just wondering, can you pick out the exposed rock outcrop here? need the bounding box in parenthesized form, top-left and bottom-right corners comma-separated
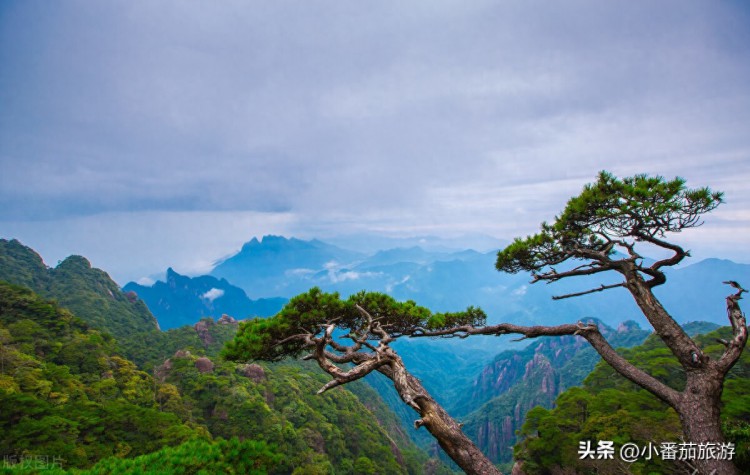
(174, 350, 192, 359)
(154, 358, 174, 382)
(511, 461, 526, 475)
(195, 356, 214, 373)
(194, 319, 215, 347)
(237, 363, 266, 383)
(217, 314, 237, 325)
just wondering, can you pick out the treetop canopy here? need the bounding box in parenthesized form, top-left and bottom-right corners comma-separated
(222, 287, 486, 362)
(496, 171, 723, 275)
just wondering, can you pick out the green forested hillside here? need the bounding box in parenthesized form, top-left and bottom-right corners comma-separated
(0, 282, 208, 467)
(513, 328, 750, 474)
(0, 282, 445, 473)
(0, 239, 159, 339)
(0, 239, 453, 473)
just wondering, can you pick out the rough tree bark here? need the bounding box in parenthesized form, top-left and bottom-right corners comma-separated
(378, 354, 501, 475)
(304, 308, 503, 475)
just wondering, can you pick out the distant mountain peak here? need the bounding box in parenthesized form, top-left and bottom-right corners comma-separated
(617, 320, 642, 332)
(0, 238, 159, 337)
(124, 269, 287, 329)
(211, 236, 365, 297)
(58, 255, 92, 269)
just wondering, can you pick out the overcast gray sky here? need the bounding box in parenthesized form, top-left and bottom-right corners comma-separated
(1, 1, 749, 283)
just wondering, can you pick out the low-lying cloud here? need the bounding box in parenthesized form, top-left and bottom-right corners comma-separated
(2, 2, 748, 279)
(201, 288, 225, 303)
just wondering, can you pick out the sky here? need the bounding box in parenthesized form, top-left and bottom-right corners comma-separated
(1, 1, 749, 284)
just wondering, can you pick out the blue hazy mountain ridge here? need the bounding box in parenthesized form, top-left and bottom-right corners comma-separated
(205, 236, 750, 333)
(123, 235, 749, 369)
(211, 235, 366, 297)
(358, 246, 471, 267)
(323, 233, 507, 255)
(123, 268, 287, 330)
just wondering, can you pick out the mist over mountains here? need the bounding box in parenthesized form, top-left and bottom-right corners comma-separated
(3, 236, 748, 471)
(123, 268, 286, 330)
(130, 235, 750, 334)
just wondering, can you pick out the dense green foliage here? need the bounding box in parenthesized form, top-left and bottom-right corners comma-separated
(224, 287, 486, 362)
(1, 437, 284, 474)
(0, 239, 50, 290)
(155, 350, 419, 474)
(120, 317, 240, 371)
(514, 328, 750, 474)
(0, 278, 443, 474)
(496, 171, 723, 273)
(0, 241, 449, 473)
(0, 239, 158, 340)
(0, 282, 207, 467)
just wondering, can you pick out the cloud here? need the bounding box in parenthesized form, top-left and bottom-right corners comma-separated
(512, 285, 528, 297)
(386, 275, 411, 293)
(136, 276, 155, 286)
(201, 288, 225, 302)
(1, 1, 749, 276)
(0, 210, 295, 284)
(329, 271, 364, 284)
(286, 268, 316, 277)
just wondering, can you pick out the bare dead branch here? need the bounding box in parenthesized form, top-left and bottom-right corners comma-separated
(613, 239, 641, 260)
(328, 338, 360, 354)
(408, 321, 588, 339)
(717, 284, 748, 374)
(273, 332, 314, 348)
(322, 350, 358, 364)
(582, 329, 681, 407)
(552, 282, 626, 300)
(355, 303, 374, 325)
(533, 263, 613, 284)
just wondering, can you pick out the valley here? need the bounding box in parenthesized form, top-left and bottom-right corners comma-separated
(1, 236, 748, 473)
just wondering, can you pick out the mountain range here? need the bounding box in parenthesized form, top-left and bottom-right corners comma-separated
(0, 238, 158, 339)
(123, 268, 286, 330)
(133, 235, 750, 335)
(459, 319, 651, 464)
(3, 235, 748, 472)
(120, 234, 750, 466)
(0, 238, 447, 473)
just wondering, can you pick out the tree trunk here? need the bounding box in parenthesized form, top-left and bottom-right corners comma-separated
(624, 272, 703, 369)
(623, 276, 741, 474)
(378, 355, 502, 475)
(677, 371, 739, 475)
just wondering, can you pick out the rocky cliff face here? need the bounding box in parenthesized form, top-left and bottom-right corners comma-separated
(462, 335, 590, 414)
(465, 348, 568, 463)
(461, 320, 650, 464)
